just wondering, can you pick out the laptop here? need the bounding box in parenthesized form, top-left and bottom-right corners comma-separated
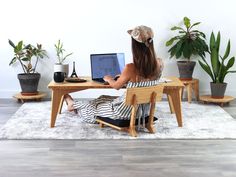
(90, 53, 125, 83)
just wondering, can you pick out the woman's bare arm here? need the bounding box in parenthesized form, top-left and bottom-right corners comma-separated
(103, 64, 133, 90)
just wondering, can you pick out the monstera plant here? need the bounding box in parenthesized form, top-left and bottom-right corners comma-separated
(198, 31, 236, 98)
(166, 17, 208, 80)
(9, 40, 48, 95)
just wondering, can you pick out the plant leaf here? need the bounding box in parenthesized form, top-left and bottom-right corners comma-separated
(21, 57, 30, 61)
(184, 17, 191, 28)
(210, 32, 216, 51)
(211, 48, 220, 78)
(222, 40, 230, 60)
(198, 60, 215, 82)
(216, 31, 221, 52)
(8, 39, 16, 48)
(225, 57, 235, 70)
(166, 36, 178, 46)
(9, 57, 17, 65)
(190, 22, 201, 29)
(63, 53, 73, 60)
(182, 41, 191, 59)
(171, 26, 185, 31)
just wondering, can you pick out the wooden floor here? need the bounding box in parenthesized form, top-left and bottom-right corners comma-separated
(0, 99, 236, 177)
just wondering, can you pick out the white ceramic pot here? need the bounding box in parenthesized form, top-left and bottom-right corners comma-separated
(54, 63, 69, 77)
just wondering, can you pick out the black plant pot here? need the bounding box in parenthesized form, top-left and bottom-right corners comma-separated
(210, 82, 227, 99)
(17, 73, 40, 96)
(54, 72, 65, 83)
(177, 61, 196, 80)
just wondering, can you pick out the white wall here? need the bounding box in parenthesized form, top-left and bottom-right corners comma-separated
(1, 0, 236, 98)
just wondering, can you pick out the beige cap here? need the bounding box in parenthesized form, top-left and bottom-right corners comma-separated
(127, 25, 154, 46)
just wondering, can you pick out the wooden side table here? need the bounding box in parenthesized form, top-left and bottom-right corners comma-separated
(13, 92, 47, 103)
(180, 78, 199, 103)
(199, 95, 235, 107)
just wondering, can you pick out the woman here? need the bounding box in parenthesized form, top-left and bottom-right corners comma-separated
(65, 25, 163, 123)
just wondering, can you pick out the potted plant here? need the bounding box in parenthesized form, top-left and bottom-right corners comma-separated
(9, 40, 48, 95)
(166, 17, 208, 80)
(199, 31, 236, 98)
(54, 40, 73, 77)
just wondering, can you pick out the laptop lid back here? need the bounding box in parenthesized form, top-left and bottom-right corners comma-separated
(90, 53, 125, 80)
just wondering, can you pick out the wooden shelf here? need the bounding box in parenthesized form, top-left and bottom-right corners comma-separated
(13, 92, 47, 103)
(199, 95, 235, 107)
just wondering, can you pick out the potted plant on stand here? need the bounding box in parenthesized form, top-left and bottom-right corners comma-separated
(9, 40, 48, 95)
(166, 17, 208, 80)
(54, 40, 73, 77)
(199, 31, 236, 98)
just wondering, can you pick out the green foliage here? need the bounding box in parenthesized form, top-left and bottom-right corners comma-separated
(198, 32, 236, 83)
(9, 40, 48, 73)
(54, 40, 73, 64)
(166, 17, 208, 61)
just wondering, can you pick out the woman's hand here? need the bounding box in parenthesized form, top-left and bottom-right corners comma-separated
(103, 75, 113, 82)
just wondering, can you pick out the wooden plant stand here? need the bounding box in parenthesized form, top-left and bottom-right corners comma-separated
(13, 92, 47, 103)
(180, 78, 199, 103)
(199, 95, 235, 107)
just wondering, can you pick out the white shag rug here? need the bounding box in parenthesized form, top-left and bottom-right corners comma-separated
(0, 101, 236, 139)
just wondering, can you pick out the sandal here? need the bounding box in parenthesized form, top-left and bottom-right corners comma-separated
(64, 94, 78, 114)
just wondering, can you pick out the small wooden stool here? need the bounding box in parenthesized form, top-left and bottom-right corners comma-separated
(13, 92, 47, 103)
(180, 78, 199, 103)
(199, 95, 235, 107)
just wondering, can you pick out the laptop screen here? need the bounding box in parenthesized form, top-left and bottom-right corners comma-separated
(90, 53, 125, 79)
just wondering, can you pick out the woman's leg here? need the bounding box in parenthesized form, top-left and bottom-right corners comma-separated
(64, 94, 75, 112)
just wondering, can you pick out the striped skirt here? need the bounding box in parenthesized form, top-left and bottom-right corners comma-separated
(73, 79, 160, 124)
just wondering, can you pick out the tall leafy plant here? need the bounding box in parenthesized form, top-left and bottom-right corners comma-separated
(166, 17, 208, 61)
(199, 32, 236, 83)
(9, 40, 48, 73)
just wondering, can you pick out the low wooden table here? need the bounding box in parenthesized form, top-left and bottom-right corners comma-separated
(199, 95, 235, 107)
(13, 92, 47, 103)
(48, 76, 184, 128)
(180, 78, 199, 103)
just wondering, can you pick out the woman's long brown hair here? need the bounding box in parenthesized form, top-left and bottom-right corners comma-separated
(132, 38, 158, 79)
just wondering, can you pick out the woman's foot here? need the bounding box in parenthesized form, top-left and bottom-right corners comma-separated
(64, 94, 77, 114)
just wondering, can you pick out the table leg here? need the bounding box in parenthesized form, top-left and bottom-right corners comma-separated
(187, 84, 192, 103)
(58, 95, 65, 114)
(181, 86, 184, 101)
(168, 89, 183, 127)
(167, 94, 175, 114)
(51, 90, 64, 128)
(194, 80, 199, 101)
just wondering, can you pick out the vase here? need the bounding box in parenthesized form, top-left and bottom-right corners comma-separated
(54, 63, 69, 78)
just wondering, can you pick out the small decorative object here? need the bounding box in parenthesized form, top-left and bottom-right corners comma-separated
(166, 17, 208, 80)
(198, 31, 236, 98)
(65, 62, 87, 83)
(70, 61, 78, 78)
(54, 40, 73, 77)
(9, 40, 48, 95)
(53, 72, 65, 83)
